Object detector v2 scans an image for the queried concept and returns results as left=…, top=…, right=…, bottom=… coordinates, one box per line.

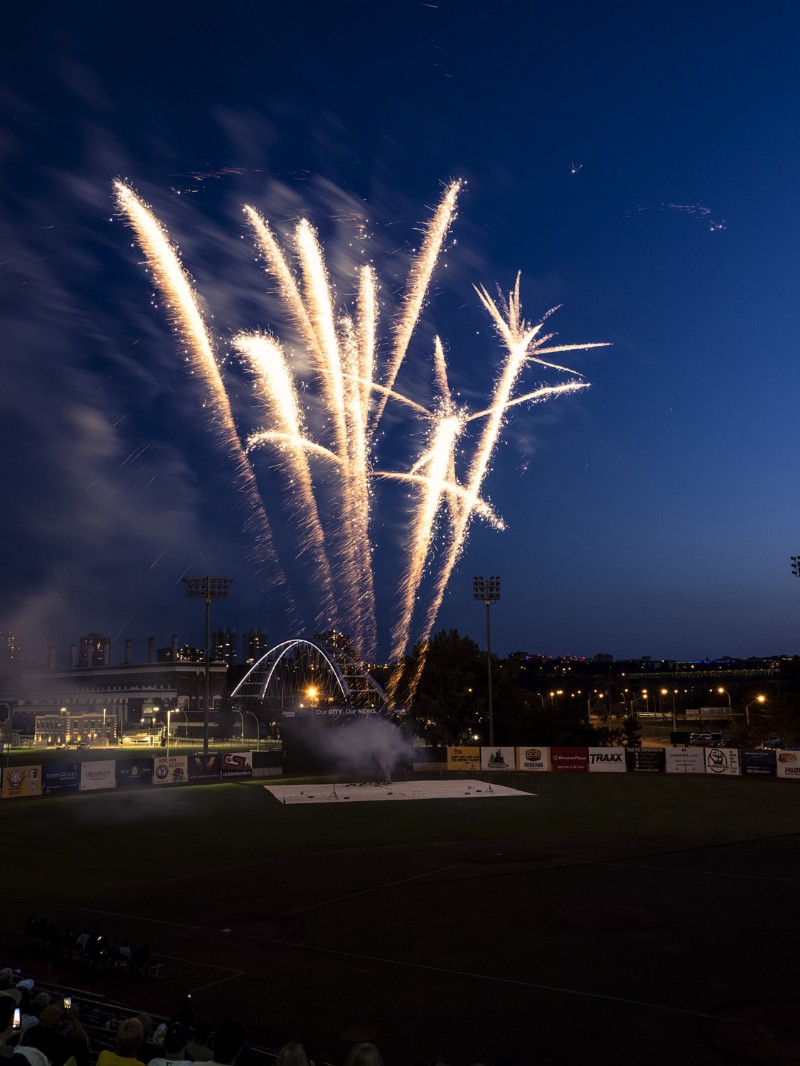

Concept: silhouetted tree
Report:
left=408, top=630, right=486, bottom=745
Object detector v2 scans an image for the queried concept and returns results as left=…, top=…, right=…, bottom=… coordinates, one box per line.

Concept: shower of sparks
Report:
left=115, top=179, right=606, bottom=701
left=112, top=181, right=295, bottom=615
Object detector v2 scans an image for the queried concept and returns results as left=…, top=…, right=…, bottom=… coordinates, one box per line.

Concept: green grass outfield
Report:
left=2, top=770, right=799, bottom=910
left=4, top=772, right=800, bottom=1064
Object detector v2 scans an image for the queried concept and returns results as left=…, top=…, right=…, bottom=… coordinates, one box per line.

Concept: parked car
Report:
left=761, top=736, right=785, bottom=749
left=689, top=732, right=723, bottom=746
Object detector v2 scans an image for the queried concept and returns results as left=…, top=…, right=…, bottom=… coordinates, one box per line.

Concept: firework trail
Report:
left=370, top=180, right=462, bottom=434
left=113, top=181, right=295, bottom=613
left=234, top=332, right=337, bottom=623
left=117, top=178, right=603, bottom=701
left=245, top=206, right=377, bottom=657
left=388, top=278, right=604, bottom=703
left=388, top=337, right=465, bottom=664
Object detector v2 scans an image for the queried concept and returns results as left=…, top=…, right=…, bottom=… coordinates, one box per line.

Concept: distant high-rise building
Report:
left=0, top=632, right=21, bottom=665
left=243, top=628, right=268, bottom=664
left=211, top=627, right=237, bottom=665
left=177, top=645, right=204, bottom=663
left=315, top=629, right=353, bottom=655
left=78, top=633, right=111, bottom=668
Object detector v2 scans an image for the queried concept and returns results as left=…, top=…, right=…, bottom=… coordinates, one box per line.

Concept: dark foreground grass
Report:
left=2, top=771, right=799, bottom=910
left=4, top=773, right=800, bottom=1065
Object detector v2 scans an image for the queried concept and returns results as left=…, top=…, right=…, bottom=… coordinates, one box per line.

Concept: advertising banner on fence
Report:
left=220, top=751, right=253, bottom=779
left=626, top=748, right=666, bottom=772
left=188, top=753, right=220, bottom=783
left=741, top=749, right=776, bottom=777
left=480, top=746, right=515, bottom=771
left=153, top=755, right=188, bottom=786
left=115, top=757, right=154, bottom=788
left=80, top=760, right=116, bottom=792
left=2, top=765, right=43, bottom=799
left=704, top=747, right=740, bottom=776
left=42, top=761, right=81, bottom=795
left=776, top=750, right=800, bottom=779
left=447, top=747, right=480, bottom=771
left=665, top=747, right=706, bottom=774
left=588, top=748, right=626, bottom=772
left=516, top=746, right=550, bottom=771
left=551, top=747, right=589, bottom=772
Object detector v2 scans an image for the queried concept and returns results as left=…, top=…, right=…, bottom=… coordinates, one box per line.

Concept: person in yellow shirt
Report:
left=97, top=1019, right=143, bottom=1066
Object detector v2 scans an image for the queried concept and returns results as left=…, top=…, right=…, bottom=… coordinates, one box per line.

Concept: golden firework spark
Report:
left=112, top=180, right=294, bottom=612
left=116, top=178, right=606, bottom=688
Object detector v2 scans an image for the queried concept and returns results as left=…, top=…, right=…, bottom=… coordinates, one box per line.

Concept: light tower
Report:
left=473, top=575, right=501, bottom=747
left=183, top=577, right=233, bottom=755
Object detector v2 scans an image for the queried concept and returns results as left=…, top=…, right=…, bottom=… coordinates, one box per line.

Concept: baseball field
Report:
left=2, top=770, right=800, bottom=1065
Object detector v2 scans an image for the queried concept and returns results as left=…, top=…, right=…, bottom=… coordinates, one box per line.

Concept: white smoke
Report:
left=300, top=715, right=415, bottom=780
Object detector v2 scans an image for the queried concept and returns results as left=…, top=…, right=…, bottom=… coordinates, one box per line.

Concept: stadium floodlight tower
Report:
left=473, top=575, right=501, bottom=747
left=183, top=576, right=233, bottom=755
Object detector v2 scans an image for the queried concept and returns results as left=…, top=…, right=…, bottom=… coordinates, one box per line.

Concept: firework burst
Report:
left=114, top=179, right=606, bottom=699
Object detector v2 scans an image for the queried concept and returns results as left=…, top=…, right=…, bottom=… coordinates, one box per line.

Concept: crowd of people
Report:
left=24, top=920, right=153, bottom=977
left=0, top=967, right=404, bottom=1066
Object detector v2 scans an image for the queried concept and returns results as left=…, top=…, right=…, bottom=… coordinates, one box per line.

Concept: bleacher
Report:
left=2, top=959, right=304, bottom=1066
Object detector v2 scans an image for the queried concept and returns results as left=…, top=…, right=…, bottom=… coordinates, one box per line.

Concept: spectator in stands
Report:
left=146, top=1023, right=191, bottom=1066
left=15, top=989, right=36, bottom=1031
left=0, top=972, right=12, bottom=993
left=0, top=992, right=48, bottom=1066
left=97, top=1018, right=144, bottom=1066
left=344, top=1045, right=383, bottom=1066
left=19, top=1002, right=89, bottom=1066
left=135, top=1017, right=158, bottom=1065
left=0, top=988, right=22, bottom=1053
left=185, top=1022, right=212, bottom=1063
left=205, top=1020, right=244, bottom=1066
left=26, top=993, right=50, bottom=1027
left=275, top=1043, right=309, bottom=1066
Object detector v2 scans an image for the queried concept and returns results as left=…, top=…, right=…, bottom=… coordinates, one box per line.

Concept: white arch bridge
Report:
left=230, top=638, right=391, bottom=715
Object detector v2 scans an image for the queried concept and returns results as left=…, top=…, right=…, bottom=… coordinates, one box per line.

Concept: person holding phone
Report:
left=19, top=1001, right=89, bottom=1066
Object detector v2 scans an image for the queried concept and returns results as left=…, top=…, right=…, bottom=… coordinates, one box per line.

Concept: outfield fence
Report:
left=1, top=743, right=797, bottom=800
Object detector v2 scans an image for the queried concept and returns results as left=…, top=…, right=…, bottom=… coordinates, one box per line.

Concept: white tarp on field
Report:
left=264, top=778, right=537, bottom=804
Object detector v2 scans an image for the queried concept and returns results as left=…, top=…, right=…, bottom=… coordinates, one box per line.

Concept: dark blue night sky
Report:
left=3, top=0, right=800, bottom=665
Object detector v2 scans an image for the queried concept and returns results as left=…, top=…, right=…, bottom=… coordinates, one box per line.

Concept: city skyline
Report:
left=3, top=2, right=800, bottom=662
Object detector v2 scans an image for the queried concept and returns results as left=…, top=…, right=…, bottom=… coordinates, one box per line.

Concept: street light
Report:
left=169, top=706, right=187, bottom=741
left=234, top=709, right=244, bottom=746
left=184, top=576, right=233, bottom=756
left=661, top=688, right=677, bottom=730
left=473, top=576, right=500, bottom=747
left=245, top=710, right=261, bottom=750
left=745, top=695, right=766, bottom=727
left=714, top=686, right=733, bottom=728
